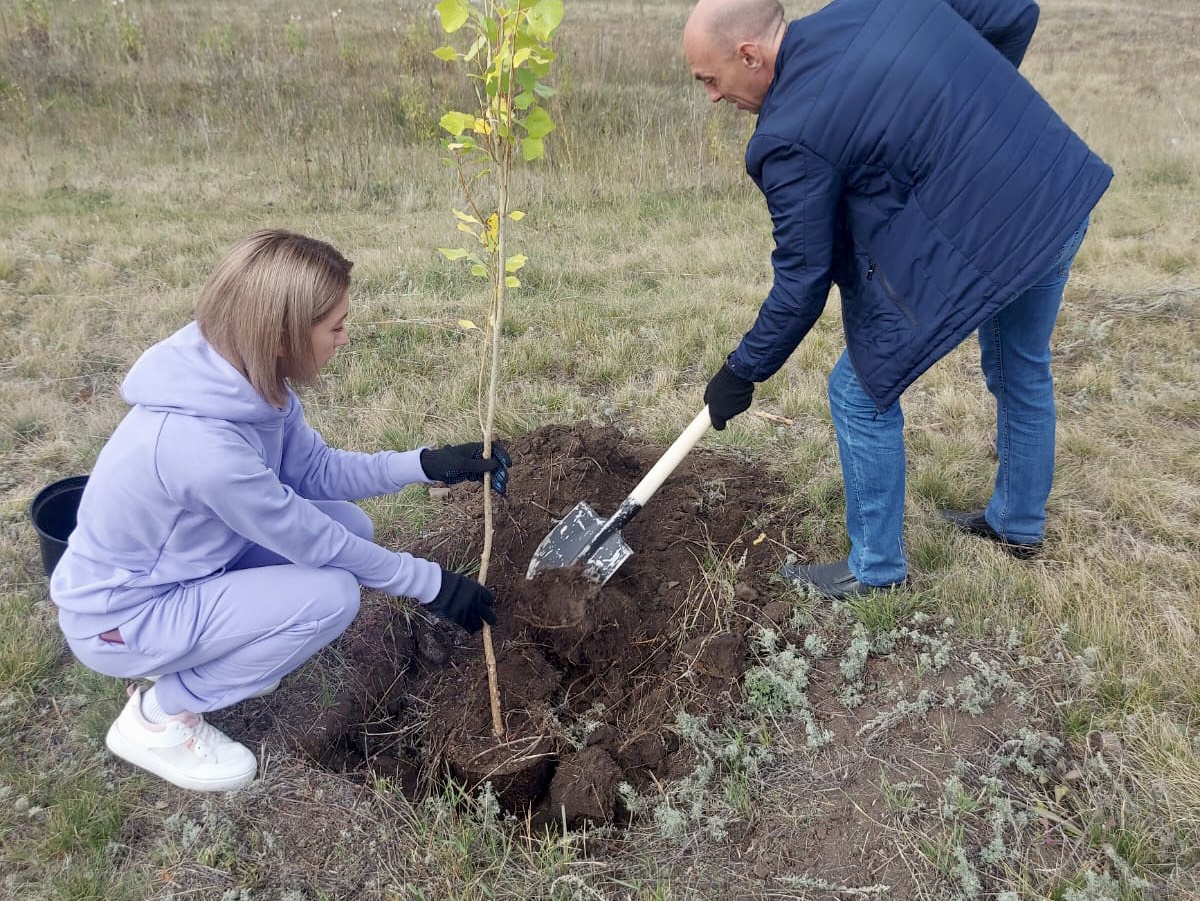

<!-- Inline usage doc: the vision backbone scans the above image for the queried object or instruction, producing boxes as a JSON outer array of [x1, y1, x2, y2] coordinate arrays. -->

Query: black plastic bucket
[[29, 475, 88, 580]]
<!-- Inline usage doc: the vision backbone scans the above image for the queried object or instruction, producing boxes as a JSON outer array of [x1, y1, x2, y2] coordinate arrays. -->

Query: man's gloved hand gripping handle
[[704, 363, 755, 430]]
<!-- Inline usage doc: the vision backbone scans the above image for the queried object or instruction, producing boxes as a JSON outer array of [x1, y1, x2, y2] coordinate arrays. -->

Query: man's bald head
[[684, 0, 786, 113], [685, 0, 785, 55]]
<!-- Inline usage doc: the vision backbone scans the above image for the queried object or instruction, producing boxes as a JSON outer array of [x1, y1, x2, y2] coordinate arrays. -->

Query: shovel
[[526, 406, 713, 585]]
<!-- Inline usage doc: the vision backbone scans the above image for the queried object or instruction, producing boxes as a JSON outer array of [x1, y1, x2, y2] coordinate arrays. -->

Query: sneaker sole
[[105, 721, 256, 792]]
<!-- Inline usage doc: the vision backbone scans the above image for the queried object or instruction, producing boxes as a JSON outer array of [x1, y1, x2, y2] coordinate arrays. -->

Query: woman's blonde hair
[[195, 229, 353, 407]]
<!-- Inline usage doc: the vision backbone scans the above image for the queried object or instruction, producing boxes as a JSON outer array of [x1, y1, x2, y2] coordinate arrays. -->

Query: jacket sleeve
[[277, 395, 432, 500], [728, 137, 840, 383], [946, 0, 1039, 67], [158, 420, 443, 603]]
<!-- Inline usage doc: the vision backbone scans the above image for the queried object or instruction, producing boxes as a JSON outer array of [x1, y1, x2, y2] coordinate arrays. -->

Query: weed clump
[[744, 627, 833, 748], [619, 711, 770, 843]]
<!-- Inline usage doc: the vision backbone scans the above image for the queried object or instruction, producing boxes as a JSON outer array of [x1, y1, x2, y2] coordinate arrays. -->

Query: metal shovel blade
[[525, 501, 633, 585], [526, 408, 714, 587]]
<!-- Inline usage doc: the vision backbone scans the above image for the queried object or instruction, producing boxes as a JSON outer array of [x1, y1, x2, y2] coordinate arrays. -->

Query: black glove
[[703, 363, 755, 430], [425, 567, 498, 633], [420, 441, 511, 495]]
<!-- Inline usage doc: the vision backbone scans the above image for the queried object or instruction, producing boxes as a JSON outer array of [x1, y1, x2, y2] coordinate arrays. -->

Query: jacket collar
[[760, 19, 804, 118]]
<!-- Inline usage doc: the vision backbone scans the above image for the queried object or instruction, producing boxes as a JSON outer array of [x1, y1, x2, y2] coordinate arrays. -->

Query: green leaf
[[527, 0, 564, 41], [464, 34, 485, 62], [519, 49, 553, 69], [435, 0, 469, 33], [533, 82, 556, 98], [508, 210, 526, 221], [505, 254, 527, 272], [432, 45, 458, 62], [514, 91, 535, 110], [439, 111, 473, 136], [504, 276, 520, 288], [470, 263, 489, 278], [439, 247, 470, 261], [523, 107, 555, 138], [520, 136, 544, 161]]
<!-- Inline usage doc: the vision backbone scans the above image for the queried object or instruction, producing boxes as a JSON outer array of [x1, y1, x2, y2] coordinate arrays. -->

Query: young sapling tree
[[434, 0, 562, 737]]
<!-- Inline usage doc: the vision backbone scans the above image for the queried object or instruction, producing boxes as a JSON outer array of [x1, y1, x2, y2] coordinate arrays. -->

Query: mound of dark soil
[[216, 421, 796, 826]]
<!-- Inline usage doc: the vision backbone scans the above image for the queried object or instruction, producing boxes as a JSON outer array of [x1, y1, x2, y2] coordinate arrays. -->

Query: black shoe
[[777, 560, 905, 600], [940, 509, 1042, 560]]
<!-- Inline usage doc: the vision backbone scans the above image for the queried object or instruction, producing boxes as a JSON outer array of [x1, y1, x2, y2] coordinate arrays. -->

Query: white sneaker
[[105, 686, 257, 792]]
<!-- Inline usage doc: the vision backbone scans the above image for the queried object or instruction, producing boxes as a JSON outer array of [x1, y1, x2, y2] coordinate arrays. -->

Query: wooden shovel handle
[[628, 406, 713, 507]]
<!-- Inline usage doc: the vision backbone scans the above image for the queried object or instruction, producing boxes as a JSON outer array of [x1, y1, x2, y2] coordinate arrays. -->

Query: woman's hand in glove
[[420, 441, 512, 495], [424, 567, 498, 634]]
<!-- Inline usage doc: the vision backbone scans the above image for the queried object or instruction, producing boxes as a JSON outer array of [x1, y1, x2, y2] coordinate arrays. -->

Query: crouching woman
[[50, 229, 506, 792]]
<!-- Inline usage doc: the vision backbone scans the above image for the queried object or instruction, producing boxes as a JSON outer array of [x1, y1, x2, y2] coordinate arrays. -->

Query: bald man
[[685, 0, 1111, 598]]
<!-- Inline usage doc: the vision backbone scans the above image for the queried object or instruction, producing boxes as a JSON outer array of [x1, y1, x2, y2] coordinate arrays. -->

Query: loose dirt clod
[[550, 745, 623, 827]]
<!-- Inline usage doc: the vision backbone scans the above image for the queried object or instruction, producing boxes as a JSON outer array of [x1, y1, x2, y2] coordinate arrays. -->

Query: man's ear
[[737, 41, 763, 70]]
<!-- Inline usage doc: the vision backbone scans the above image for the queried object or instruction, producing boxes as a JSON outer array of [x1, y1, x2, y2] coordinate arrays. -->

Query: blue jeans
[[828, 218, 1089, 585]]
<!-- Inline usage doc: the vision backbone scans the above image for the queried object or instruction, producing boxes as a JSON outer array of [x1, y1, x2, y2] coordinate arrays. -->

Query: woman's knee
[[342, 504, 375, 541], [315, 500, 375, 541], [305, 568, 362, 630]]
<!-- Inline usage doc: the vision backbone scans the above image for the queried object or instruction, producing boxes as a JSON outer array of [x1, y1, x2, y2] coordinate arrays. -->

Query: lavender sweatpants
[[67, 500, 369, 716]]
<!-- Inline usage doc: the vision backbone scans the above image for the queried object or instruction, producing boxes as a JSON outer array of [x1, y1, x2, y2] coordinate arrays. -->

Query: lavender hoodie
[[51, 322, 442, 639]]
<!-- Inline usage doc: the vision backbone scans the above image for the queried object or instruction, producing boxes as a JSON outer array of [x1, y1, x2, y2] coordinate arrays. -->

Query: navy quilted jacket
[[726, 0, 1112, 409]]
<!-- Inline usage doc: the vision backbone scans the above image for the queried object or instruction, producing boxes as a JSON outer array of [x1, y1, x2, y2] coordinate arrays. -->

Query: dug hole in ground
[[212, 420, 1090, 895]]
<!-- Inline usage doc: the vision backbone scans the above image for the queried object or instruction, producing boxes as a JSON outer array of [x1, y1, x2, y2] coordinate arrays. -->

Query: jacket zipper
[[866, 259, 918, 327]]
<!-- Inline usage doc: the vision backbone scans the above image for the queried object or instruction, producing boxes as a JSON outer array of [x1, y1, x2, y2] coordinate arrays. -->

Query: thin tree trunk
[[476, 126, 511, 740]]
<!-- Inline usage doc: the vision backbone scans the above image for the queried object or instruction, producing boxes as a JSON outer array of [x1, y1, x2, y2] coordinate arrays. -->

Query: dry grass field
[[1, 0, 1197, 898]]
